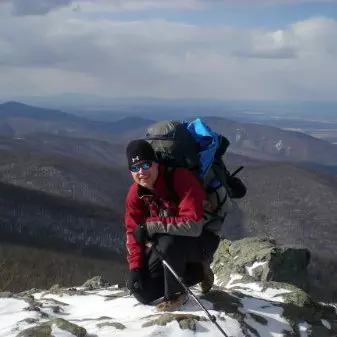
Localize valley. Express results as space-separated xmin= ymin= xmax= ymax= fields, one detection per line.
xmin=0 ymin=101 xmax=336 ymax=301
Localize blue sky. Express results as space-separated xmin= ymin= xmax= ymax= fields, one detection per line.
xmin=1 ymin=0 xmax=337 ymax=100
xmin=81 ymin=2 xmax=337 ymax=29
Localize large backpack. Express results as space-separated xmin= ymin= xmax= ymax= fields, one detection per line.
xmin=144 ymin=118 xmax=246 ymax=238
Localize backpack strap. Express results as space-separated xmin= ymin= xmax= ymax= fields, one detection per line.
xmin=139 ymin=167 xmax=179 ymax=214
xmin=164 ymin=167 xmax=180 ymax=204
xmin=157 ymin=166 xmax=229 ymax=228
xmin=165 ymin=166 xmax=228 ymax=215
xmin=203 ymin=183 xmax=228 ymax=224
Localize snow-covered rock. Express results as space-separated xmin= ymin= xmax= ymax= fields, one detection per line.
xmin=1 ymin=274 xmax=336 ymax=337
xmin=0 ymin=238 xmax=335 ymax=337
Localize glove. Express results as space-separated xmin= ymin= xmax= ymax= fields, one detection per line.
xmin=133 ymin=223 xmax=149 ymax=245
xmin=127 ymin=269 xmax=143 ymax=292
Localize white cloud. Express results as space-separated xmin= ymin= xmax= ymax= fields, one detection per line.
xmin=1 ymin=0 xmax=73 ymax=15
xmin=2 ymin=0 xmax=337 ymax=16
xmin=0 ymin=5 xmax=336 ymax=100
xmin=0 ymin=0 xmax=204 ymax=16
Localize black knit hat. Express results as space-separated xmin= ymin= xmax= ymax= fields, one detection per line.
xmin=126 ymin=139 xmax=157 ymax=167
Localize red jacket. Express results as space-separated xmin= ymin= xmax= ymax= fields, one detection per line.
xmin=124 ymin=165 xmax=206 ymax=270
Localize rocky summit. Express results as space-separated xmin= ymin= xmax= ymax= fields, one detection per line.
xmin=0 ymin=237 xmax=336 ymax=337
xmin=212 ymin=237 xmax=311 ymax=291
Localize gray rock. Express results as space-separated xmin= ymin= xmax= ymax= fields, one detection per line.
xmin=51 ymin=319 xmax=87 ymax=336
xmin=17 ymin=289 xmax=40 ymax=297
xmin=278 ymin=288 xmax=336 ymax=335
xmin=0 ymin=291 xmax=12 ymax=298
xmin=213 ymin=237 xmax=310 ymax=290
xmin=203 ymin=287 xmax=337 ymax=337
xmin=178 ymin=318 xmax=196 ymax=331
xmin=49 ymin=284 xmax=60 ymax=291
xmin=249 ymin=313 xmax=268 ymax=325
xmin=97 ymin=316 xmax=113 ymax=320
xmin=16 ymin=318 xmax=87 ymax=337
xmin=96 ymin=321 xmax=126 ymax=329
xmin=142 ymin=313 xmax=205 ymax=330
xmin=43 ymin=287 xmax=87 ymax=297
xmin=22 ymin=296 xmax=49 ymax=319
xmin=202 ymin=290 xmax=261 ymax=337
xmin=81 ymin=276 xmax=111 ymax=290
xmin=104 ymin=289 xmax=130 ymax=301
xmin=39 ymin=297 xmax=69 ymax=307
xmin=52 ymin=306 xmax=62 ymax=313
xmin=17 ymin=324 xmax=52 ymax=337
xmin=18 ymin=318 xmax=39 ymax=325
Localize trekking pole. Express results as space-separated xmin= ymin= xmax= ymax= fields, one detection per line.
xmin=230 ymin=166 xmax=244 ymax=177
xmin=151 ymin=244 xmax=230 ymax=337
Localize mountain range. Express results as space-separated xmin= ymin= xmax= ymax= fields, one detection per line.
xmin=0 ymin=101 xmax=337 ymax=301
xmin=2 ymin=102 xmax=337 ymax=166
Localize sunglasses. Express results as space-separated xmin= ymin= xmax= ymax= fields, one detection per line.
xmin=129 ymin=161 xmax=153 ymax=173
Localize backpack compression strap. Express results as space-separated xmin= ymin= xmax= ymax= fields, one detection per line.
xmin=164 ymin=167 xmax=228 ymax=226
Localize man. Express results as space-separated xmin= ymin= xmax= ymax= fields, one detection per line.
xmin=124 ymin=139 xmax=220 ymax=312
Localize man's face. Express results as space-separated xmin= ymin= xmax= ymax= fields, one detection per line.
xmin=129 ymin=160 xmax=159 ymax=189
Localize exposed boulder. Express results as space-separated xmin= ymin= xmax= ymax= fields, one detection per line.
xmin=213 ymin=237 xmax=310 ymax=290
xmin=16 ymin=318 xmax=87 ymax=337
xmin=142 ymin=313 xmax=207 ymax=331
xmin=0 ymin=291 xmax=12 ymax=298
xmin=81 ymin=276 xmax=112 ymax=290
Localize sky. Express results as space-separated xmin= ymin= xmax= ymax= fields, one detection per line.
xmin=1 ymin=0 xmax=337 ymax=101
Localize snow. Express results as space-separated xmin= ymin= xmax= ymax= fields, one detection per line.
xmin=298 ymin=322 xmax=310 ymax=337
xmin=224 ymin=273 xmax=292 ymax=303
xmin=275 ymin=140 xmax=284 ymax=151
xmin=245 ymin=261 xmax=266 ymax=276
xmin=0 ymin=274 xmax=333 ymax=337
xmin=240 ymin=297 xmax=292 ymax=336
xmin=0 ymin=287 xmax=242 ymax=337
xmin=0 ymin=298 xmax=40 ymax=336
xmin=321 ymin=319 xmax=331 ymax=330
xmin=224 ymin=273 xmax=243 ymax=287
xmin=51 ymin=326 xmax=76 ymax=337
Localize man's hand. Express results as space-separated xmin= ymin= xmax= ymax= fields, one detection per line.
xmin=133 ymin=223 xmax=149 ymax=245
xmin=127 ymin=269 xmax=143 ymax=292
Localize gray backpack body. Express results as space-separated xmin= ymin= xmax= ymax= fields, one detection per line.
xmin=146 ymin=120 xmax=200 ymax=170
xmin=145 ymin=120 xmax=246 ymax=238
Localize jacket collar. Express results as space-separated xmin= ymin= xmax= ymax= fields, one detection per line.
xmin=137 ymin=184 xmax=154 ymax=199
